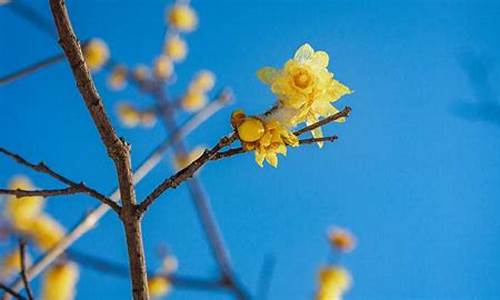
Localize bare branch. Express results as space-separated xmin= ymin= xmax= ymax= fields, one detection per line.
xmin=0 ymin=147 xmax=120 ymax=213
xmin=0 ymin=186 xmax=85 ymax=198
xmin=0 ymin=283 xmax=25 ymax=300
xmin=18 ymin=241 xmax=34 ymax=300
xmin=5 ymin=94 xmax=229 ymax=296
xmin=293 ymin=106 xmax=351 ymax=136
xmin=138 ymin=133 xmax=237 ymax=214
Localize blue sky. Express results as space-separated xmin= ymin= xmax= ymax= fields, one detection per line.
xmin=1 ymin=0 xmax=500 ymax=299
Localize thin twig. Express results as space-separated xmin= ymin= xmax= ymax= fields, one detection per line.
xmin=0 ymin=283 xmax=25 ymax=300
xmin=18 ymin=241 xmax=34 ymax=300
xmin=0 ymin=186 xmax=89 ymax=198
xmin=293 ymin=106 xmax=351 ymax=136
xmin=0 ymin=147 xmax=120 ymax=213
xmin=0 ymin=53 xmax=65 ymax=86
xmin=5 ymin=93 xmax=229 ymax=296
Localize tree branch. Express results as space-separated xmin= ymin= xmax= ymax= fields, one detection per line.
xmin=0 ymin=147 xmax=120 ymax=213
xmin=0 ymin=186 xmax=86 ymax=198
xmin=0 ymin=283 xmax=25 ymax=300
xmin=49 ymin=0 xmax=147 ymax=298
xmin=293 ymin=106 xmax=351 ymax=136
xmin=18 ymin=240 xmax=34 ymax=300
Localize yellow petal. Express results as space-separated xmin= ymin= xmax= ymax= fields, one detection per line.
xmin=294 ymin=43 xmax=314 ymax=63
xmin=265 ymin=153 xmax=278 ymax=168
xmin=311 ymin=51 xmax=329 ymax=68
xmin=256 ymin=67 xmax=280 ymax=84
xmin=276 ymin=144 xmax=287 ymax=156
xmin=255 ymin=151 xmax=265 ymax=167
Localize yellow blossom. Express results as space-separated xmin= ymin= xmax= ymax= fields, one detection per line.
xmin=0 ymin=249 xmax=30 ymax=279
xmin=191 ymin=70 xmax=215 ymax=92
xmin=257 ymin=44 xmax=351 ymax=146
xmin=117 ymin=102 xmax=141 ymax=128
xmin=28 ymin=214 xmax=65 ymax=251
xmin=41 ymin=262 xmax=79 ymax=300
xmin=4 ymin=175 xmax=45 ymax=232
xmin=164 ymin=36 xmax=187 ymax=62
xmin=107 ymin=65 xmax=128 ymax=90
xmin=148 ymin=276 xmax=172 ymax=298
xmin=181 ymin=89 xmax=207 ymax=112
xmin=231 ymin=110 xmax=299 ymax=168
xmin=166 ymin=4 xmax=198 ymax=32
xmin=83 ymin=38 xmax=109 ymax=71
xmin=133 ymin=64 xmax=151 ymax=81
xmin=173 ymin=146 xmax=206 ymax=170
xmin=154 ymin=55 xmax=174 ymax=79
xmin=328 ymin=227 xmax=356 ymax=253
xmin=316 ymin=266 xmax=352 ymax=299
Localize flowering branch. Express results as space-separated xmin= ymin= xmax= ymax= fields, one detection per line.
xmin=18 ymin=240 xmax=34 ymax=300
xmin=0 ymin=147 xmax=120 ymax=213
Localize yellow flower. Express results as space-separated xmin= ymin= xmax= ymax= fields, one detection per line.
xmin=181 ymin=88 xmax=207 ymax=112
xmin=0 ymin=249 xmax=30 ymax=279
xmin=231 ymin=111 xmax=299 ymax=168
xmin=257 ymin=44 xmax=351 ymax=146
xmin=166 ymin=4 xmax=198 ymax=32
xmin=28 ymin=214 xmax=65 ymax=251
xmin=107 ymin=65 xmax=128 ymax=90
xmin=317 ymin=266 xmax=352 ymax=299
xmin=164 ymin=36 xmax=187 ymax=62
xmin=4 ymin=175 xmax=45 ymax=232
xmin=191 ymin=70 xmax=215 ymax=92
xmin=154 ymin=55 xmax=174 ymax=79
xmin=83 ymin=38 xmax=109 ymax=71
xmin=173 ymin=146 xmax=206 ymax=170
xmin=148 ymin=276 xmax=172 ymax=298
xmin=117 ymin=102 xmax=141 ymax=128
xmin=133 ymin=64 xmax=151 ymax=81
xmin=41 ymin=262 xmax=79 ymax=300
xmin=328 ymin=227 xmax=356 ymax=253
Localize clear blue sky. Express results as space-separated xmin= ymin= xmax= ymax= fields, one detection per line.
xmin=1 ymin=0 xmax=500 ymax=299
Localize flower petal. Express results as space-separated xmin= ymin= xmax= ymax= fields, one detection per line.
xmin=256 ymin=67 xmax=280 ymax=84
xmin=265 ymin=153 xmax=278 ymax=168
xmin=294 ymin=43 xmax=314 ymax=63
xmin=311 ymin=51 xmax=329 ymax=68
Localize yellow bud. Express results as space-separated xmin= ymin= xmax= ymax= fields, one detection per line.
xmin=237 ymin=118 xmax=265 ymax=142
xmin=167 ymin=4 xmax=198 ymax=32
xmin=107 ymin=65 xmax=128 ymax=90
xmin=83 ymin=38 xmax=109 ymax=71
xmin=318 ymin=266 xmax=351 ymax=295
xmin=28 ymin=214 xmax=65 ymax=251
xmin=230 ymin=109 xmax=246 ymax=128
xmin=164 ymin=36 xmax=187 ymax=62
xmin=133 ymin=64 xmax=151 ymax=81
xmin=154 ymin=55 xmax=174 ymax=79
xmin=41 ymin=262 xmax=79 ymax=300
xmin=148 ymin=276 xmax=171 ymax=298
xmin=181 ymin=89 xmax=207 ymax=112
xmin=117 ymin=102 xmax=141 ymax=128
xmin=191 ymin=70 xmax=215 ymax=92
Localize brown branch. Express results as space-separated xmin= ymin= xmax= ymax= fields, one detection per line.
xmin=138 ymin=133 xmax=237 ymax=214
xmin=0 ymin=283 xmax=25 ymax=300
xmin=0 ymin=186 xmax=86 ymax=198
xmin=49 ymin=0 xmax=147 ymax=299
xmin=293 ymin=106 xmax=351 ymax=136
xmin=18 ymin=241 xmax=34 ymax=300
xmin=5 ymin=92 xmax=229 ymax=297
xmin=0 ymin=147 xmax=120 ymax=213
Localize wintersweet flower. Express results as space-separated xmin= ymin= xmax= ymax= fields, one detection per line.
xmin=148 ymin=276 xmax=172 ymax=298
xmin=154 ymin=55 xmax=174 ymax=79
xmin=316 ymin=266 xmax=352 ymax=300
xmin=257 ymin=43 xmax=351 ymax=146
xmin=167 ymin=3 xmax=198 ymax=32
xmin=4 ymin=175 xmax=45 ymax=232
xmin=328 ymin=227 xmax=356 ymax=253
xmin=83 ymin=38 xmax=109 ymax=71
xmin=173 ymin=146 xmax=206 ymax=170
xmin=164 ymin=35 xmax=188 ymax=62
xmin=181 ymin=88 xmax=207 ymax=112
xmin=191 ymin=70 xmax=215 ymax=92
xmin=41 ymin=262 xmax=79 ymax=300
xmin=117 ymin=102 xmax=141 ymax=127
xmin=28 ymin=214 xmax=66 ymax=251
xmin=231 ymin=110 xmax=299 ymax=168
xmin=107 ymin=65 xmax=128 ymax=90
xmin=0 ymin=249 xmax=31 ymax=279
xmin=133 ymin=64 xmax=151 ymax=81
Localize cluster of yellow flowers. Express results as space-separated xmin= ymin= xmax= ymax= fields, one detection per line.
xmin=232 ymin=43 xmax=351 ymax=167
xmin=3 ymin=176 xmax=65 ymax=251
xmin=41 ymin=261 xmax=79 ymax=300
xmin=315 ymin=227 xmax=356 ymax=300
xmin=181 ymin=70 xmax=216 ymax=112
xmin=83 ymin=38 xmax=110 ymax=72
xmin=116 ymin=102 xmax=157 ymax=128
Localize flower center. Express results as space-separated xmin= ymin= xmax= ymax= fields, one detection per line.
xmin=293 ymin=70 xmax=312 ymax=89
